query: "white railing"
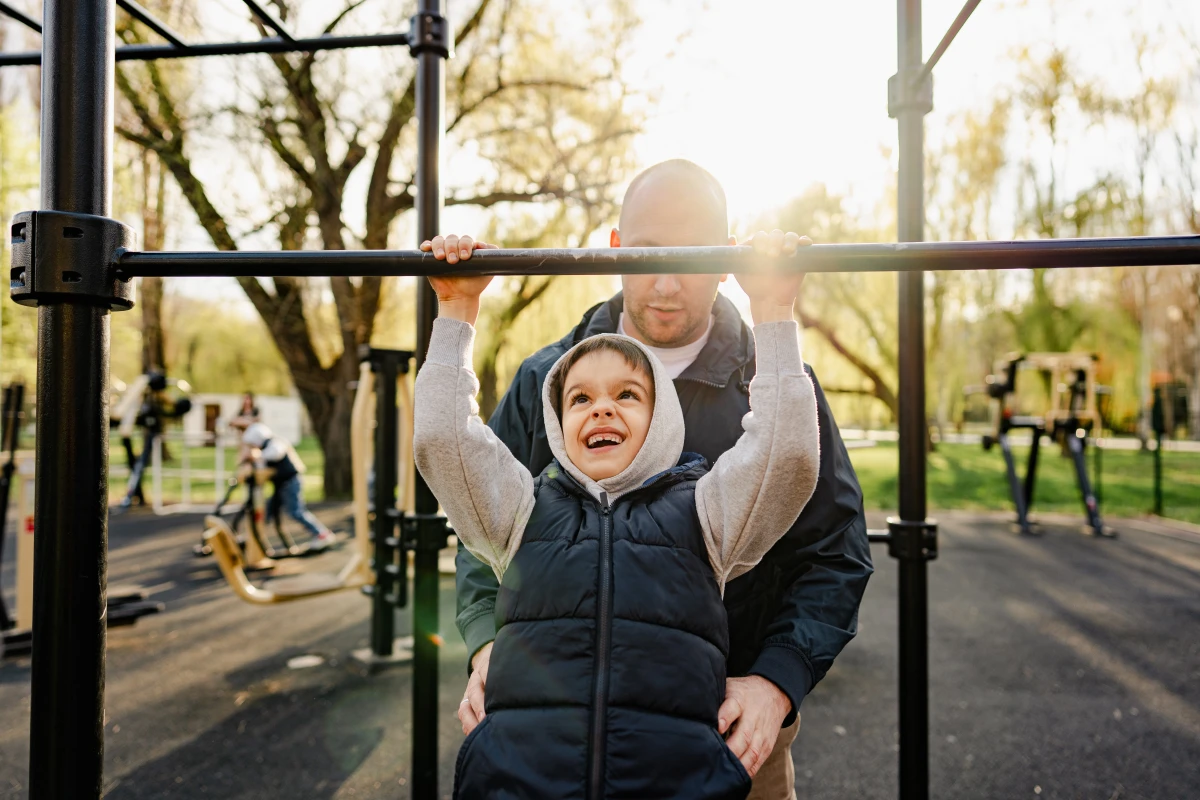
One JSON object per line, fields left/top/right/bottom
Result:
{"left": 109, "top": 429, "right": 244, "bottom": 515}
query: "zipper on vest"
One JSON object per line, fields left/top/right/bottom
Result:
{"left": 588, "top": 492, "right": 614, "bottom": 800}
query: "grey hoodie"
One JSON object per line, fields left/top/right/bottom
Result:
{"left": 414, "top": 316, "right": 820, "bottom": 592}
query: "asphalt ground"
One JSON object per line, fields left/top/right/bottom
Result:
{"left": 1, "top": 507, "right": 1198, "bottom": 799}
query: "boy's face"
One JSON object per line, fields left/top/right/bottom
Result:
{"left": 560, "top": 350, "right": 655, "bottom": 481}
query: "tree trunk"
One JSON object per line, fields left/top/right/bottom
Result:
{"left": 479, "top": 355, "right": 500, "bottom": 422}
{"left": 140, "top": 277, "right": 166, "bottom": 372}
{"left": 289, "top": 348, "right": 359, "bottom": 499}
{"left": 140, "top": 151, "right": 167, "bottom": 373}
{"left": 312, "top": 373, "right": 355, "bottom": 500}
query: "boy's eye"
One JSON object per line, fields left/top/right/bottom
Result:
{"left": 571, "top": 394, "right": 589, "bottom": 405}
{"left": 619, "top": 390, "right": 638, "bottom": 400}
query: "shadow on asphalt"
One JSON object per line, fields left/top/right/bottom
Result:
{"left": 104, "top": 686, "right": 384, "bottom": 799}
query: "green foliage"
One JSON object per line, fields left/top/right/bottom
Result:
{"left": 760, "top": 19, "right": 1198, "bottom": 438}
{"left": 159, "top": 296, "right": 293, "bottom": 394}
{"left": 0, "top": 100, "right": 39, "bottom": 387}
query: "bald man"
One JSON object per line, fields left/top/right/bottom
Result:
{"left": 427, "top": 160, "right": 873, "bottom": 799}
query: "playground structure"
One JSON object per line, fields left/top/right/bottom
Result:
{"left": 202, "top": 349, "right": 417, "bottom": 622}
{"left": 976, "top": 352, "right": 1111, "bottom": 537}
{"left": 2, "top": 1, "right": 1200, "bottom": 799}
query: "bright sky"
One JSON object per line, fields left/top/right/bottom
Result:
{"left": 7, "top": 0, "right": 1194, "bottom": 305}
{"left": 622, "top": 0, "right": 1198, "bottom": 231}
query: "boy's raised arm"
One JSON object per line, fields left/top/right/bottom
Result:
{"left": 413, "top": 267, "right": 536, "bottom": 580}
{"left": 695, "top": 232, "right": 821, "bottom": 588}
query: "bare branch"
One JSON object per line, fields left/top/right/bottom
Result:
{"left": 797, "top": 305, "right": 899, "bottom": 420}
{"left": 448, "top": 78, "right": 595, "bottom": 133}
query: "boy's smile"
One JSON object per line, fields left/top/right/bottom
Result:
{"left": 561, "top": 350, "right": 655, "bottom": 481}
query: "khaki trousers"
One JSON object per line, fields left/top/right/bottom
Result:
{"left": 745, "top": 717, "right": 800, "bottom": 800}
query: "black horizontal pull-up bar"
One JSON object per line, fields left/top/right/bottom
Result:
{"left": 0, "top": 30, "right": 410, "bottom": 66}
{"left": 113, "top": 235, "right": 1200, "bottom": 279}
{"left": 0, "top": 0, "right": 40, "bottom": 33}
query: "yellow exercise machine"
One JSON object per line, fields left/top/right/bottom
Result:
{"left": 203, "top": 351, "right": 415, "bottom": 604}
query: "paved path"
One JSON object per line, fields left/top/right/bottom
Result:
{"left": 1, "top": 508, "right": 1198, "bottom": 798}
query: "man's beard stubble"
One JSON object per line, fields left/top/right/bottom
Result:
{"left": 625, "top": 302, "right": 707, "bottom": 348}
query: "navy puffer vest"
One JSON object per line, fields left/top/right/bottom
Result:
{"left": 260, "top": 438, "right": 299, "bottom": 484}
{"left": 453, "top": 455, "right": 751, "bottom": 800}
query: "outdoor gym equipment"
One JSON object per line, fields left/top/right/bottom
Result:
{"left": 977, "top": 353, "right": 1111, "bottom": 537}
{"left": 197, "top": 464, "right": 339, "bottom": 562}
{"left": 202, "top": 352, "right": 414, "bottom": 612}
{"left": 192, "top": 468, "right": 285, "bottom": 563}
{"left": 3, "top": 1, "right": 1199, "bottom": 798}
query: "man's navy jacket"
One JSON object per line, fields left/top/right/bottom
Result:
{"left": 454, "top": 291, "right": 873, "bottom": 720}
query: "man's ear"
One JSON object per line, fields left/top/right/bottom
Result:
{"left": 718, "top": 273, "right": 728, "bottom": 283}
{"left": 610, "top": 228, "right": 622, "bottom": 248}
{"left": 728, "top": 235, "right": 737, "bottom": 245}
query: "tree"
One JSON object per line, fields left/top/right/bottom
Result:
{"left": 1078, "top": 33, "right": 1180, "bottom": 440}
{"left": 925, "top": 99, "right": 1010, "bottom": 437}
{"left": 773, "top": 101, "right": 1012, "bottom": 438}
{"left": 0, "top": 98, "right": 40, "bottom": 387}
{"left": 139, "top": 153, "right": 169, "bottom": 373}
{"left": 114, "top": 0, "right": 644, "bottom": 496}
{"left": 767, "top": 185, "right": 899, "bottom": 424}
{"left": 1010, "top": 45, "right": 1126, "bottom": 360}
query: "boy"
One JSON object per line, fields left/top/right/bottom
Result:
{"left": 241, "top": 423, "right": 335, "bottom": 551}
{"left": 414, "top": 259, "right": 818, "bottom": 799}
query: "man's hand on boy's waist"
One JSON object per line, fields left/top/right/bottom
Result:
{"left": 459, "top": 641, "right": 493, "bottom": 735}
{"left": 718, "top": 675, "right": 792, "bottom": 778}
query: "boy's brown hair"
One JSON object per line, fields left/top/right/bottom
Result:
{"left": 548, "top": 337, "right": 654, "bottom": 420}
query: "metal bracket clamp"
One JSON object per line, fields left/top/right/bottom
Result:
{"left": 885, "top": 517, "right": 938, "bottom": 561}
{"left": 407, "top": 512, "right": 452, "bottom": 550}
{"left": 887, "top": 69, "right": 933, "bottom": 119}
{"left": 408, "top": 12, "right": 453, "bottom": 58}
{"left": 10, "top": 211, "right": 136, "bottom": 310}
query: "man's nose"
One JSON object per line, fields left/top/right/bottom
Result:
{"left": 652, "top": 274, "right": 681, "bottom": 296}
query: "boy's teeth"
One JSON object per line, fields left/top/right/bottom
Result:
{"left": 587, "top": 433, "right": 623, "bottom": 447}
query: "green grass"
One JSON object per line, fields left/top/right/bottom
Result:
{"left": 113, "top": 433, "right": 1198, "bottom": 526}
{"left": 107, "top": 434, "right": 326, "bottom": 506}
{"left": 849, "top": 440, "right": 1200, "bottom": 525}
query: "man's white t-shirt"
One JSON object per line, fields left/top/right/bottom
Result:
{"left": 619, "top": 312, "right": 714, "bottom": 379}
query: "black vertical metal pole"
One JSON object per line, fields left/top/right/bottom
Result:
{"left": 895, "top": 1, "right": 930, "bottom": 798}
{"left": 371, "top": 355, "right": 399, "bottom": 657}
{"left": 30, "top": 1, "right": 116, "bottom": 797}
{"left": 412, "top": 2, "right": 447, "bottom": 797}
{"left": 1153, "top": 432, "right": 1163, "bottom": 515}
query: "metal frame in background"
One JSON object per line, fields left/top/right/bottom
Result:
{"left": 0, "top": 0, "right": 412, "bottom": 65}
{"left": 3, "top": 0, "right": 1196, "bottom": 799}
{"left": 0, "top": 1, "right": 450, "bottom": 798}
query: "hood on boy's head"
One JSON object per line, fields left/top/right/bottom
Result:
{"left": 541, "top": 333, "right": 685, "bottom": 502}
